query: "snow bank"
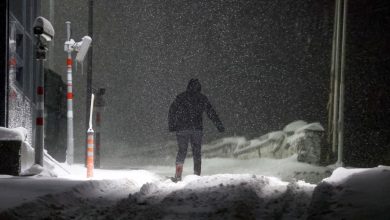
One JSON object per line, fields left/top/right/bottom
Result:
{"left": 0, "top": 166, "right": 161, "bottom": 218}
{"left": 308, "top": 166, "right": 390, "bottom": 219}
{"left": 0, "top": 171, "right": 316, "bottom": 219}
{"left": 1, "top": 164, "right": 389, "bottom": 219}
{"left": 0, "top": 177, "right": 138, "bottom": 219}
{"left": 19, "top": 137, "right": 69, "bottom": 176}
{"left": 108, "top": 174, "right": 315, "bottom": 220}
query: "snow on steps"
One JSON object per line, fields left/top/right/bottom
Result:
{"left": 0, "top": 126, "right": 70, "bottom": 176}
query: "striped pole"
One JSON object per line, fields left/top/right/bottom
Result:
{"left": 66, "top": 50, "right": 74, "bottom": 164}
{"left": 8, "top": 56, "right": 17, "bottom": 98}
{"left": 9, "top": 58, "right": 16, "bottom": 82}
{"left": 9, "top": 22, "right": 17, "bottom": 100}
{"left": 35, "top": 59, "right": 45, "bottom": 166}
{"left": 87, "top": 128, "right": 94, "bottom": 178}
{"left": 65, "top": 21, "right": 74, "bottom": 165}
{"left": 87, "top": 94, "right": 95, "bottom": 178}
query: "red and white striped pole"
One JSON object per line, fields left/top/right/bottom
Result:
{"left": 65, "top": 21, "right": 74, "bottom": 165}
{"left": 8, "top": 49, "right": 17, "bottom": 99}
{"left": 35, "top": 59, "right": 45, "bottom": 166}
{"left": 33, "top": 16, "right": 54, "bottom": 167}
{"left": 8, "top": 21, "right": 17, "bottom": 97}
{"left": 87, "top": 94, "right": 95, "bottom": 178}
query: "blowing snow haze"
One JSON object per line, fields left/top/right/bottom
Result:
{"left": 85, "top": 0, "right": 332, "bottom": 152}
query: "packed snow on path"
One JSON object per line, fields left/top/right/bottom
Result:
{"left": 126, "top": 154, "right": 331, "bottom": 184}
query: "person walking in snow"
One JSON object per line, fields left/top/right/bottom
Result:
{"left": 168, "top": 79, "right": 225, "bottom": 182}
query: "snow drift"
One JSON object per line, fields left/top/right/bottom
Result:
{"left": 0, "top": 126, "right": 69, "bottom": 176}
{"left": 0, "top": 164, "right": 390, "bottom": 219}
{"left": 201, "top": 120, "right": 324, "bottom": 165}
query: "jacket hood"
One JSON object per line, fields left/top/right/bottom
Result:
{"left": 186, "top": 79, "right": 201, "bottom": 93}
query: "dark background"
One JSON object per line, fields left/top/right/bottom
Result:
{"left": 91, "top": 0, "right": 332, "bottom": 152}
{"left": 344, "top": 0, "right": 390, "bottom": 166}
{"left": 35, "top": 0, "right": 389, "bottom": 166}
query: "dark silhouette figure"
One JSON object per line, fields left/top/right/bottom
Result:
{"left": 168, "top": 79, "right": 224, "bottom": 181}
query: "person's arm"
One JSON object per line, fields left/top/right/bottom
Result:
{"left": 168, "top": 99, "right": 178, "bottom": 132}
{"left": 205, "top": 97, "right": 225, "bottom": 132}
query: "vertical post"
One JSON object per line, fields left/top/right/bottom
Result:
{"left": 8, "top": 21, "right": 16, "bottom": 102}
{"left": 48, "top": 0, "right": 55, "bottom": 70}
{"left": 95, "top": 107, "right": 101, "bottom": 168}
{"left": 35, "top": 59, "right": 45, "bottom": 166}
{"left": 87, "top": 129, "right": 94, "bottom": 177}
{"left": 331, "top": 0, "right": 342, "bottom": 154}
{"left": 85, "top": 0, "right": 94, "bottom": 166}
{"left": 33, "top": 17, "right": 53, "bottom": 167}
{"left": 94, "top": 88, "right": 105, "bottom": 168}
{"left": 328, "top": 0, "right": 338, "bottom": 146}
{"left": 65, "top": 21, "right": 74, "bottom": 165}
{"left": 0, "top": 0, "right": 9, "bottom": 127}
{"left": 87, "top": 94, "right": 95, "bottom": 178}
{"left": 337, "top": 0, "right": 348, "bottom": 166}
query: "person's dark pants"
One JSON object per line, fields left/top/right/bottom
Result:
{"left": 175, "top": 130, "right": 203, "bottom": 175}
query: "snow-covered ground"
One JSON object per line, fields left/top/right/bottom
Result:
{"left": 1, "top": 159, "right": 390, "bottom": 219}
{"left": 1, "top": 127, "right": 390, "bottom": 219}
{"left": 0, "top": 163, "right": 315, "bottom": 219}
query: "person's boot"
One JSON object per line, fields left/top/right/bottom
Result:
{"left": 194, "top": 167, "right": 201, "bottom": 176}
{"left": 194, "top": 162, "right": 201, "bottom": 176}
{"left": 172, "top": 164, "right": 183, "bottom": 183}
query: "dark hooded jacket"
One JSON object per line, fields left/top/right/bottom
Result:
{"left": 169, "top": 79, "right": 224, "bottom": 132}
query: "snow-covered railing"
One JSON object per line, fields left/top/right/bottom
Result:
{"left": 199, "top": 121, "right": 325, "bottom": 165}
{"left": 201, "top": 137, "right": 247, "bottom": 158}
{"left": 233, "top": 132, "right": 286, "bottom": 158}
